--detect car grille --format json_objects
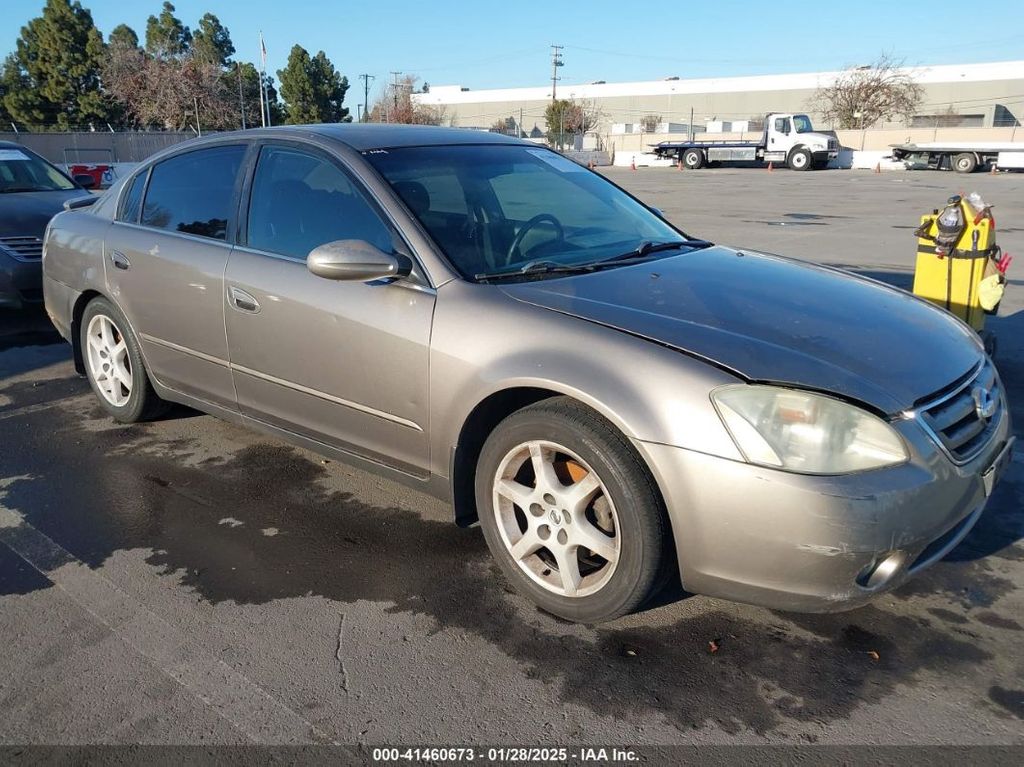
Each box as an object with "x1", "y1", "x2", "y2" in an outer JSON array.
[
  {"x1": 918, "y1": 359, "x2": 1003, "y2": 463},
  {"x1": 827, "y1": 138, "x2": 838, "y2": 151},
  {"x1": 0, "y1": 236, "x2": 44, "y2": 261}
]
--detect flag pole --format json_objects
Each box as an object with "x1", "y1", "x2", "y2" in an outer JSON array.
[{"x1": 258, "y1": 31, "x2": 269, "y2": 127}]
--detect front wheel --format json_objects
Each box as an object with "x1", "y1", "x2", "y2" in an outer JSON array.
[
  {"x1": 788, "y1": 147, "x2": 812, "y2": 171},
  {"x1": 475, "y1": 398, "x2": 673, "y2": 623},
  {"x1": 81, "y1": 297, "x2": 168, "y2": 423}
]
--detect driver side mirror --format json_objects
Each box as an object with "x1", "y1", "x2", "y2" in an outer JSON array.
[
  {"x1": 649, "y1": 206, "x2": 666, "y2": 219},
  {"x1": 307, "y1": 239, "x2": 411, "y2": 282}
]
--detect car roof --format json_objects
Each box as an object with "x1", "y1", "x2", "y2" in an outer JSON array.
[{"x1": 196, "y1": 124, "x2": 529, "y2": 152}]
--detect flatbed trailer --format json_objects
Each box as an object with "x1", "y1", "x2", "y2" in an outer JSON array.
[{"x1": 890, "y1": 143, "x2": 1024, "y2": 173}]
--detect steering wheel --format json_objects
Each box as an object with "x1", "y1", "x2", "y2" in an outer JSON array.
[{"x1": 505, "y1": 214, "x2": 565, "y2": 266}]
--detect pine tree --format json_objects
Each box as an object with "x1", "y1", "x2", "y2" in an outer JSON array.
[
  {"x1": 108, "y1": 24, "x2": 139, "y2": 51},
  {"x1": 145, "y1": 1, "x2": 191, "y2": 58},
  {"x1": 278, "y1": 45, "x2": 350, "y2": 125},
  {"x1": 2, "y1": 0, "x2": 109, "y2": 130},
  {"x1": 192, "y1": 13, "x2": 234, "y2": 67}
]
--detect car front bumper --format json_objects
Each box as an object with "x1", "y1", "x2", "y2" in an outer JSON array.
[
  {"x1": 636, "y1": 406, "x2": 1013, "y2": 612},
  {"x1": 0, "y1": 250, "x2": 43, "y2": 307}
]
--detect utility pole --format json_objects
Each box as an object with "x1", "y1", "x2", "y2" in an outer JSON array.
[
  {"x1": 359, "y1": 73, "x2": 374, "y2": 122},
  {"x1": 550, "y1": 44, "x2": 563, "y2": 101},
  {"x1": 237, "y1": 62, "x2": 246, "y2": 129},
  {"x1": 389, "y1": 71, "x2": 403, "y2": 122}
]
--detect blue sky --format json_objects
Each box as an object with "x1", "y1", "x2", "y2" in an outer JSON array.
[{"x1": 2, "y1": 0, "x2": 1022, "y2": 107}]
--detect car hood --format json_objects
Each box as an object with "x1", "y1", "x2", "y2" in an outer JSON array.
[
  {"x1": 500, "y1": 246, "x2": 982, "y2": 414},
  {"x1": 0, "y1": 190, "x2": 88, "y2": 238}
]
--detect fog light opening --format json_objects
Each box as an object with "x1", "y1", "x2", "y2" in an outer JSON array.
[{"x1": 856, "y1": 551, "x2": 906, "y2": 590}]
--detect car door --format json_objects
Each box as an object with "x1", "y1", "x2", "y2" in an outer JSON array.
[
  {"x1": 107, "y1": 143, "x2": 248, "y2": 408},
  {"x1": 223, "y1": 141, "x2": 434, "y2": 476}
]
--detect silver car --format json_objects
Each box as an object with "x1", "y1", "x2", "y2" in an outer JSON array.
[{"x1": 42, "y1": 126, "x2": 1014, "y2": 623}]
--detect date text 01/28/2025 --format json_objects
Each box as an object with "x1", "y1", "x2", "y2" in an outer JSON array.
[{"x1": 371, "y1": 747, "x2": 639, "y2": 762}]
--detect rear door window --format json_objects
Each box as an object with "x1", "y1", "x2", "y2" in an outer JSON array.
[{"x1": 141, "y1": 145, "x2": 246, "y2": 241}]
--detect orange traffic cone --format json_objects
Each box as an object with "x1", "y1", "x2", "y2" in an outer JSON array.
[
  {"x1": 677, "y1": 158, "x2": 683, "y2": 170},
  {"x1": 991, "y1": 163, "x2": 998, "y2": 175},
  {"x1": 767, "y1": 161, "x2": 773, "y2": 172},
  {"x1": 631, "y1": 158, "x2": 636, "y2": 171},
  {"x1": 874, "y1": 162, "x2": 881, "y2": 174}
]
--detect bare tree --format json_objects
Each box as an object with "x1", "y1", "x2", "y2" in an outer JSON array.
[
  {"x1": 572, "y1": 98, "x2": 605, "y2": 133},
  {"x1": 810, "y1": 53, "x2": 924, "y2": 129},
  {"x1": 640, "y1": 113, "x2": 661, "y2": 133},
  {"x1": 368, "y1": 75, "x2": 448, "y2": 125}
]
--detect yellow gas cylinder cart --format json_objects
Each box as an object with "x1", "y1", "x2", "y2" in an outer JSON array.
[{"x1": 913, "y1": 193, "x2": 1009, "y2": 356}]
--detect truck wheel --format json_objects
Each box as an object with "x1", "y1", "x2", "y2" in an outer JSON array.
[
  {"x1": 683, "y1": 149, "x2": 704, "y2": 169},
  {"x1": 953, "y1": 153, "x2": 977, "y2": 173},
  {"x1": 787, "y1": 148, "x2": 812, "y2": 171}
]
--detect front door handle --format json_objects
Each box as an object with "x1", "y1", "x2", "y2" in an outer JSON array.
[
  {"x1": 228, "y1": 286, "x2": 260, "y2": 314},
  {"x1": 110, "y1": 250, "x2": 130, "y2": 270}
]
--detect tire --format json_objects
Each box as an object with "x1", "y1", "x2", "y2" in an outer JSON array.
[
  {"x1": 953, "y1": 153, "x2": 977, "y2": 174},
  {"x1": 682, "y1": 148, "x2": 705, "y2": 170},
  {"x1": 80, "y1": 297, "x2": 168, "y2": 423},
  {"x1": 474, "y1": 397, "x2": 673, "y2": 623},
  {"x1": 787, "y1": 147, "x2": 812, "y2": 171}
]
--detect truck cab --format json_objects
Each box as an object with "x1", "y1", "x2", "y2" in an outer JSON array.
[{"x1": 761, "y1": 113, "x2": 838, "y2": 170}]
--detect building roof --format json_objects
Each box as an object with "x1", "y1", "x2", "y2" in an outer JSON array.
[{"x1": 414, "y1": 60, "x2": 1024, "y2": 105}]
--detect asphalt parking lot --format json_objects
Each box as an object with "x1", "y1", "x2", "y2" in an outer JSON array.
[{"x1": 1, "y1": 167, "x2": 1022, "y2": 748}]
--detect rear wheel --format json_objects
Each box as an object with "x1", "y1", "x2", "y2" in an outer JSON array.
[
  {"x1": 788, "y1": 147, "x2": 812, "y2": 171},
  {"x1": 81, "y1": 297, "x2": 168, "y2": 423},
  {"x1": 682, "y1": 148, "x2": 705, "y2": 169},
  {"x1": 953, "y1": 153, "x2": 977, "y2": 173},
  {"x1": 475, "y1": 397, "x2": 673, "y2": 623}
]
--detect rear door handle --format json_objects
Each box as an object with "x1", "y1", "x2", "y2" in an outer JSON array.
[
  {"x1": 228, "y1": 286, "x2": 260, "y2": 314},
  {"x1": 110, "y1": 250, "x2": 130, "y2": 270}
]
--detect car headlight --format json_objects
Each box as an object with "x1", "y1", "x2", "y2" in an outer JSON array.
[{"x1": 711, "y1": 385, "x2": 908, "y2": 474}]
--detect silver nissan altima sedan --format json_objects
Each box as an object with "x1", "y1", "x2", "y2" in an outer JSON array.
[{"x1": 42, "y1": 125, "x2": 1014, "y2": 623}]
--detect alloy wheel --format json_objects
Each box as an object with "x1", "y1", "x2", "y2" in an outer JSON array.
[
  {"x1": 492, "y1": 439, "x2": 620, "y2": 598},
  {"x1": 85, "y1": 314, "x2": 133, "y2": 407}
]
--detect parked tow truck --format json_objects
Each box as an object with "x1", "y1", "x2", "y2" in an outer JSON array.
[
  {"x1": 890, "y1": 142, "x2": 1024, "y2": 173},
  {"x1": 651, "y1": 113, "x2": 839, "y2": 170}
]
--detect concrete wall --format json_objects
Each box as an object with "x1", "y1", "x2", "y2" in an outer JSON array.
[
  {"x1": 607, "y1": 126, "x2": 1024, "y2": 154},
  {"x1": 0, "y1": 131, "x2": 194, "y2": 164}
]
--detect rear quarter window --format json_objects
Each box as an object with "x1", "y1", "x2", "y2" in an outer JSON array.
[{"x1": 117, "y1": 170, "x2": 148, "y2": 223}]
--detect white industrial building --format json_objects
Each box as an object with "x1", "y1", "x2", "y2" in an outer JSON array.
[{"x1": 413, "y1": 60, "x2": 1024, "y2": 135}]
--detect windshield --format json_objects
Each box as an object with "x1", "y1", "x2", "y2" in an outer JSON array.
[
  {"x1": 0, "y1": 147, "x2": 76, "y2": 193},
  {"x1": 793, "y1": 114, "x2": 814, "y2": 134},
  {"x1": 364, "y1": 144, "x2": 687, "y2": 280}
]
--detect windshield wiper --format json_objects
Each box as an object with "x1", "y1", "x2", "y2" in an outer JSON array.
[
  {"x1": 474, "y1": 240, "x2": 715, "y2": 283},
  {"x1": 604, "y1": 239, "x2": 714, "y2": 264},
  {"x1": 475, "y1": 260, "x2": 596, "y2": 282}
]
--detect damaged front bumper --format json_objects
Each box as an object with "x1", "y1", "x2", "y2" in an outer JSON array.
[{"x1": 635, "y1": 407, "x2": 1013, "y2": 613}]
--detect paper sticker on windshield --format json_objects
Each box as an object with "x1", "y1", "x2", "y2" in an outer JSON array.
[
  {"x1": 526, "y1": 149, "x2": 585, "y2": 172},
  {"x1": 0, "y1": 149, "x2": 32, "y2": 162}
]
